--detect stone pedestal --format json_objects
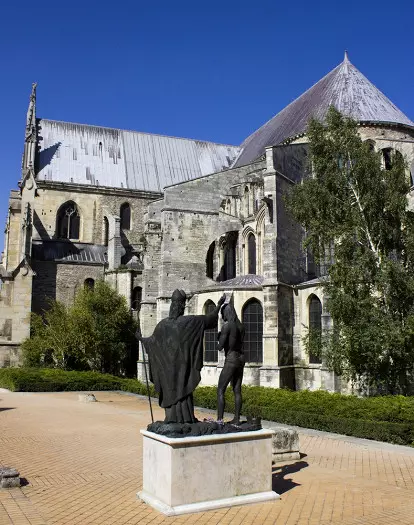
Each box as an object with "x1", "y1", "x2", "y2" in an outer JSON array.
[
  {"x1": 138, "y1": 429, "x2": 279, "y2": 516},
  {"x1": 271, "y1": 427, "x2": 300, "y2": 462}
]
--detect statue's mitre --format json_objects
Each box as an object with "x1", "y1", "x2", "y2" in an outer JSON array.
[{"x1": 171, "y1": 289, "x2": 186, "y2": 302}]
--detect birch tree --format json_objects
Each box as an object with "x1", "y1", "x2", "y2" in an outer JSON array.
[{"x1": 287, "y1": 107, "x2": 414, "y2": 394}]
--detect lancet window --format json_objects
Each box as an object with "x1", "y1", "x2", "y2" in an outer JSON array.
[
  {"x1": 57, "y1": 201, "x2": 80, "y2": 240},
  {"x1": 120, "y1": 203, "x2": 131, "y2": 230},
  {"x1": 203, "y1": 300, "x2": 218, "y2": 362},
  {"x1": 247, "y1": 233, "x2": 257, "y2": 275},
  {"x1": 242, "y1": 299, "x2": 263, "y2": 363},
  {"x1": 309, "y1": 294, "x2": 322, "y2": 364}
]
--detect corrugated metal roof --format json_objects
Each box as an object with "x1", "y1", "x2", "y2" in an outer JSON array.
[
  {"x1": 36, "y1": 120, "x2": 241, "y2": 192},
  {"x1": 32, "y1": 241, "x2": 107, "y2": 264},
  {"x1": 233, "y1": 54, "x2": 414, "y2": 167}
]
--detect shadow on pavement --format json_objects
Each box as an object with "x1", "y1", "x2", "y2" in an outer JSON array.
[
  {"x1": 0, "y1": 407, "x2": 15, "y2": 412},
  {"x1": 272, "y1": 460, "x2": 309, "y2": 495}
]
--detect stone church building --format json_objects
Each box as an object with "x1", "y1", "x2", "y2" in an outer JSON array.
[{"x1": 1, "y1": 54, "x2": 413, "y2": 391}]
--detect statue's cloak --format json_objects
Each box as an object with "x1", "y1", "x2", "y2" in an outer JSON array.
[{"x1": 141, "y1": 315, "x2": 209, "y2": 408}]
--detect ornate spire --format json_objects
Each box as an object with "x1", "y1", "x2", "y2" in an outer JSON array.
[
  {"x1": 25, "y1": 82, "x2": 37, "y2": 143},
  {"x1": 344, "y1": 50, "x2": 349, "y2": 62}
]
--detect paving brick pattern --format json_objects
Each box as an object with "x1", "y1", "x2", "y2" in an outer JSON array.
[{"x1": 1, "y1": 391, "x2": 414, "y2": 525}]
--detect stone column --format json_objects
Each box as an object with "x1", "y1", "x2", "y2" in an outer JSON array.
[{"x1": 108, "y1": 216, "x2": 121, "y2": 270}]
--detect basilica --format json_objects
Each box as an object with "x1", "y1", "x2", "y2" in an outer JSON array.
[{"x1": 1, "y1": 53, "x2": 413, "y2": 391}]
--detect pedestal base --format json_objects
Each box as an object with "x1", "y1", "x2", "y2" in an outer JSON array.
[
  {"x1": 139, "y1": 429, "x2": 279, "y2": 516},
  {"x1": 138, "y1": 489, "x2": 278, "y2": 516}
]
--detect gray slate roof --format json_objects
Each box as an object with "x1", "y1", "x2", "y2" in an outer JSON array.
[
  {"x1": 36, "y1": 120, "x2": 241, "y2": 192},
  {"x1": 210, "y1": 274, "x2": 264, "y2": 289},
  {"x1": 32, "y1": 241, "x2": 107, "y2": 265},
  {"x1": 233, "y1": 54, "x2": 414, "y2": 168}
]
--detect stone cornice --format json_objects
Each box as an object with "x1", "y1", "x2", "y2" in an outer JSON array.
[{"x1": 35, "y1": 180, "x2": 162, "y2": 200}]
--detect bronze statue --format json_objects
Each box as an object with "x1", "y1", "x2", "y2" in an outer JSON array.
[
  {"x1": 217, "y1": 302, "x2": 246, "y2": 424},
  {"x1": 135, "y1": 290, "x2": 225, "y2": 424}
]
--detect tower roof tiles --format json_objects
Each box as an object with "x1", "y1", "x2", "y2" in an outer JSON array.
[{"x1": 233, "y1": 54, "x2": 414, "y2": 167}]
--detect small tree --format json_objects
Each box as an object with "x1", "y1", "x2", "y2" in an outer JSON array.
[
  {"x1": 22, "y1": 281, "x2": 138, "y2": 377},
  {"x1": 286, "y1": 107, "x2": 414, "y2": 394}
]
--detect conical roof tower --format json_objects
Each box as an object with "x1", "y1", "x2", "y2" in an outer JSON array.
[{"x1": 233, "y1": 53, "x2": 414, "y2": 167}]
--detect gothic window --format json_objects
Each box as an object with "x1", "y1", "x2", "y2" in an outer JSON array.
[
  {"x1": 222, "y1": 233, "x2": 237, "y2": 281},
  {"x1": 242, "y1": 299, "x2": 263, "y2": 363},
  {"x1": 365, "y1": 139, "x2": 375, "y2": 151},
  {"x1": 309, "y1": 295, "x2": 322, "y2": 364},
  {"x1": 57, "y1": 201, "x2": 80, "y2": 240},
  {"x1": 382, "y1": 148, "x2": 393, "y2": 171},
  {"x1": 103, "y1": 217, "x2": 109, "y2": 246},
  {"x1": 226, "y1": 199, "x2": 231, "y2": 215},
  {"x1": 120, "y1": 203, "x2": 131, "y2": 230},
  {"x1": 84, "y1": 278, "x2": 95, "y2": 290},
  {"x1": 131, "y1": 286, "x2": 142, "y2": 311},
  {"x1": 382, "y1": 148, "x2": 403, "y2": 171},
  {"x1": 244, "y1": 186, "x2": 250, "y2": 216},
  {"x1": 204, "y1": 300, "x2": 218, "y2": 362},
  {"x1": 206, "y1": 242, "x2": 215, "y2": 279},
  {"x1": 247, "y1": 233, "x2": 257, "y2": 275}
]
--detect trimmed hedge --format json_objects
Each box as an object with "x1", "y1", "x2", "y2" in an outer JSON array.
[
  {"x1": 1, "y1": 369, "x2": 413, "y2": 446},
  {"x1": 0, "y1": 368, "x2": 158, "y2": 398}
]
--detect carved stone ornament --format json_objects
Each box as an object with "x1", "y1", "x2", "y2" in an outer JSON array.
[{"x1": 25, "y1": 82, "x2": 37, "y2": 142}]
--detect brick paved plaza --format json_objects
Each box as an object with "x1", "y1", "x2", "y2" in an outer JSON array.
[{"x1": 1, "y1": 390, "x2": 414, "y2": 525}]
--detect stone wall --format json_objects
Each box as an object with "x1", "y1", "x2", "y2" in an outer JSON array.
[
  {"x1": 105, "y1": 269, "x2": 141, "y2": 309},
  {"x1": 3, "y1": 191, "x2": 22, "y2": 271},
  {"x1": 0, "y1": 265, "x2": 33, "y2": 365},
  {"x1": 32, "y1": 182, "x2": 160, "y2": 247},
  {"x1": 276, "y1": 174, "x2": 304, "y2": 285},
  {"x1": 32, "y1": 261, "x2": 105, "y2": 313},
  {"x1": 155, "y1": 163, "x2": 265, "y2": 299}
]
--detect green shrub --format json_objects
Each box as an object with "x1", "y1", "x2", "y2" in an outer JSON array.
[
  {"x1": 0, "y1": 368, "x2": 122, "y2": 392},
  {"x1": 22, "y1": 281, "x2": 138, "y2": 377},
  {"x1": 0, "y1": 368, "x2": 159, "y2": 397},
  {"x1": 1, "y1": 369, "x2": 413, "y2": 446}
]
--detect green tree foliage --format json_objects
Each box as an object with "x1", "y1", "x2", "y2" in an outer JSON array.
[
  {"x1": 22, "y1": 281, "x2": 138, "y2": 377},
  {"x1": 286, "y1": 107, "x2": 414, "y2": 394}
]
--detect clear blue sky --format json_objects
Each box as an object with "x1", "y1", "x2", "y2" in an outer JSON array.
[{"x1": 1, "y1": 0, "x2": 413, "y2": 251}]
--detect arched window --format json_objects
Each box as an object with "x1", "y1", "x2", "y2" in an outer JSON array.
[
  {"x1": 309, "y1": 294, "x2": 322, "y2": 364},
  {"x1": 103, "y1": 216, "x2": 109, "y2": 246},
  {"x1": 244, "y1": 186, "x2": 250, "y2": 216},
  {"x1": 226, "y1": 199, "x2": 231, "y2": 215},
  {"x1": 382, "y1": 148, "x2": 404, "y2": 171},
  {"x1": 120, "y1": 203, "x2": 131, "y2": 230},
  {"x1": 204, "y1": 300, "x2": 218, "y2": 362},
  {"x1": 242, "y1": 299, "x2": 263, "y2": 363},
  {"x1": 382, "y1": 148, "x2": 393, "y2": 171},
  {"x1": 221, "y1": 233, "x2": 237, "y2": 281},
  {"x1": 247, "y1": 233, "x2": 256, "y2": 274},
  {"x1": 365, "y1": 139, "x2": 375, "y2": 152},
  {"x1": 206, "y1": 242, "x2": 215, "y2": 279},
  {"x1": 131, "y1": 286, "x2": 142, "y2": 312},
  {"x1": 84, "y1": 278, "x2": 95, "y2": 290},
  {"x1": 57, "y1": 201, "x2": 80, "y2": 240}
]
